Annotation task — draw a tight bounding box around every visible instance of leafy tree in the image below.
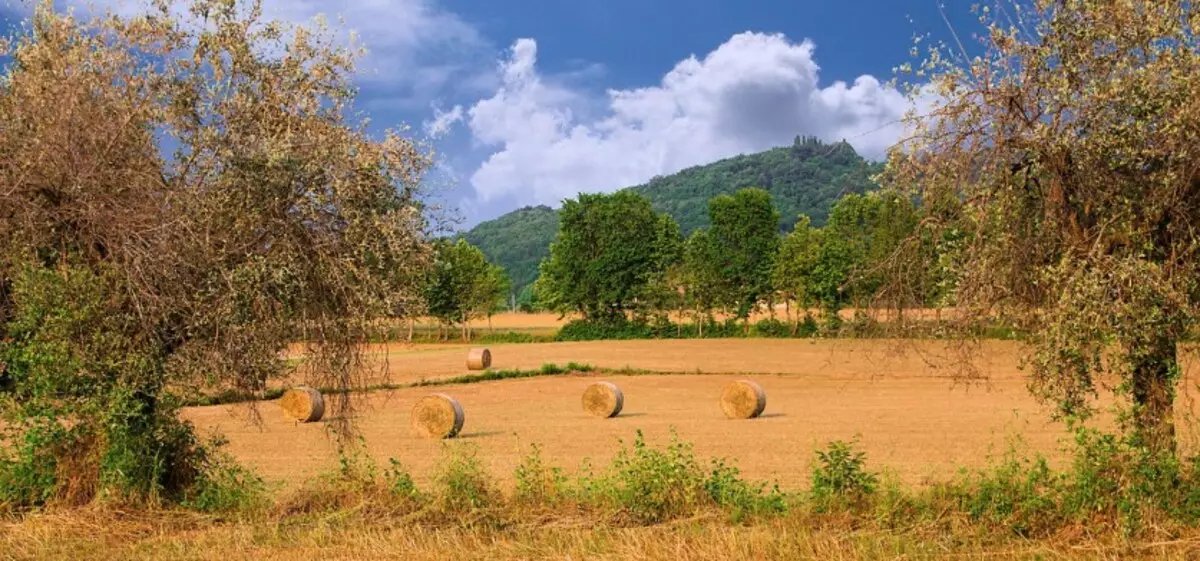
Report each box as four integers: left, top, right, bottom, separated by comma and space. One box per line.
773, 216, 824, 330
425, 240, 508, 341
706, 188, 781, 322
0, 1, 433, 506
536, 191, 664, 322
682, 230, 724, 336
638, 215, 685, 325
881, 0, 1200, 453
516, 283, 543, 313
823, 192, 920, 311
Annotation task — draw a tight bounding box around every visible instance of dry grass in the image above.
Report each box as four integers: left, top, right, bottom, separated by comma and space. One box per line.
5, 508, 1200, 560
307, 337, 1031, 388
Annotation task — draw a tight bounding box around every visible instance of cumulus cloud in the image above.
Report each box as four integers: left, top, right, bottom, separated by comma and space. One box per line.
461, 32, 930, 208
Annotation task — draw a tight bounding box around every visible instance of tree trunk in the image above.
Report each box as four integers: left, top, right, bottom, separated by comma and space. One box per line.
1131, 334, 1179, 454
406, 318, 414, 342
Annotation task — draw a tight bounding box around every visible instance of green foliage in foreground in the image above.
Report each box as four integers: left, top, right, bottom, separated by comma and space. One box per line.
19, 426, 1200, 542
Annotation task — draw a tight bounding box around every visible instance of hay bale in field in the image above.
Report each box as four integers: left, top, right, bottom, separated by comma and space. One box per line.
581, 381, 624, 418
280, 386, 325, 423
412, 393, 465, 439
466, 347, 492, 370
720, 380, 766, 419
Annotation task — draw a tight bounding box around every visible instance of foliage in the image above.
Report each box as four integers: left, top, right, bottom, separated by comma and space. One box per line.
704, 188, 782, 321
515, 283, 544, 313
424, 239, 509, 341
555, 319, 655, 341
536, 191, 666, 322
434, 443, 496, 511
513, 444, 568, 505
880, 0, 1200, 452
632, 136, 881, 234
810, 439, 879, 505
462, 205, 560, 298
0, 1, 432, 507
465, 137, 881, 297
587, 429, 787, 524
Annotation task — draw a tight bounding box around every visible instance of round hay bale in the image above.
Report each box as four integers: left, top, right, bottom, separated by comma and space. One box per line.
466, 347, 492, 370
412, 393, 465, 439
280, 386, 325, 423
581, 381, 624, 418
720, 380, 766, 419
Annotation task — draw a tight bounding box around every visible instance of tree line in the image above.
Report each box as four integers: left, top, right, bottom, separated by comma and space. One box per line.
525, 186, 943, 336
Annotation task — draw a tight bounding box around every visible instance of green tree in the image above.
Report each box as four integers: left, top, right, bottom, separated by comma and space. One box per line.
425, 240, 508, 341
682, 230, 724, 336
882, 0, 1200, 453
706, 188, 782, 323
0, 1, 432, 506
822, 192, 920, 313
516, 283, 543, 313
638, 215, 685, 325
773, 216, 824, 331
536, 191, 664, 323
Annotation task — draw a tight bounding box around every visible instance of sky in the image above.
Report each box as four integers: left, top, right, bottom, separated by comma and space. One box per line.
1, 0, 981, 230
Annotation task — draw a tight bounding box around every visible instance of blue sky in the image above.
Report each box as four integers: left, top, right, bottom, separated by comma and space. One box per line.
3, 0, 980, 230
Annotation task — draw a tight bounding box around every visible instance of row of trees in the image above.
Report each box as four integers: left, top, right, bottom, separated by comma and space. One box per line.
534, 186, 934, 335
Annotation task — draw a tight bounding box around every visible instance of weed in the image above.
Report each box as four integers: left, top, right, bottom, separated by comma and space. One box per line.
434, 443, 495, 511
811, 438, 879, 507
514, 444, 568, 505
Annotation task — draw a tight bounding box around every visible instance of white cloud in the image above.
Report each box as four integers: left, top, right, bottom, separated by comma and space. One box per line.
50, 0, 487, 100
461, 32, 932, 208
424, 103, 464, 137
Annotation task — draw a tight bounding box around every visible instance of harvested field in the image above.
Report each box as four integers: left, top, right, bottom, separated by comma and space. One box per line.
184, 339, 1200, 491
308, 338, 1029, 387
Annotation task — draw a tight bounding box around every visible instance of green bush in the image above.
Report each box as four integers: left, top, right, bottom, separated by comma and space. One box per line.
810, 439, 879, 505
584, 429, 789, 524
556, 319, 655, 341
181, 443, 269, 514
434, 443, 495, 511
386, 459, 421, 500
514, 444, 568, 505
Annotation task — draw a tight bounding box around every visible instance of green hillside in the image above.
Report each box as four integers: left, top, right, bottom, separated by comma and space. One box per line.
463, 136, 881, 296
461, 204, 560, 297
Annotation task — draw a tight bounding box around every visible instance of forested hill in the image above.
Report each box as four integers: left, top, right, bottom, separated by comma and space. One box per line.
630, 137, 882, 234
461, 204, 560, 297
462, 136, 881, 295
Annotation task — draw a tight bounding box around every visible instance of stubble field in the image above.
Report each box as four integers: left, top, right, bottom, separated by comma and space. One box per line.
184, 338, 1200, 490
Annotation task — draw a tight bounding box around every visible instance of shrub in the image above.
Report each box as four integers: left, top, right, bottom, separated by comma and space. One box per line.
180, 443, 269, 514
434, 443, 495, 511
514, 444, 568, 505
556, 319, 654, 341
604, 430, 708, 523
386, 459, 421, 500
811, 439, 879, 505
